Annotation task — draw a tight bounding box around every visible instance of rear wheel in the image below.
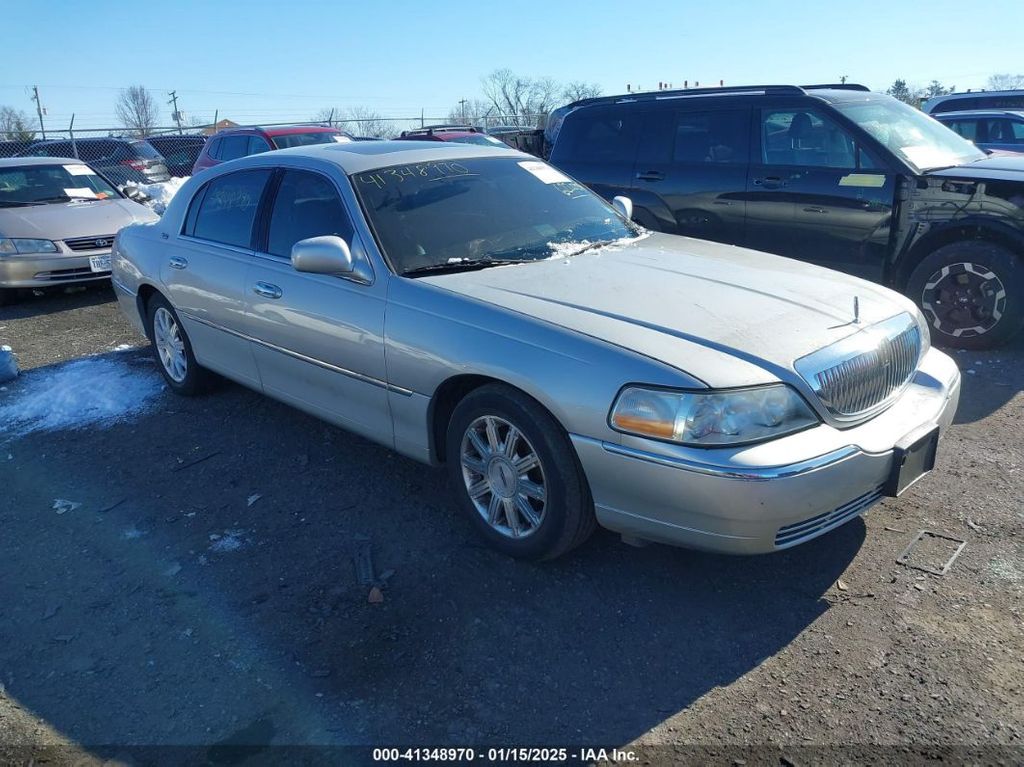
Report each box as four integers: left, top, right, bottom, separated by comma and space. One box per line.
145, 294, 212, 395
907, 240, 1024, 349
445, 384, 596, 560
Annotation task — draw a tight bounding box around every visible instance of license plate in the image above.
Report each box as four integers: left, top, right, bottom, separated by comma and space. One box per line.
89, 254, 111, 273
884, 424, 940, 497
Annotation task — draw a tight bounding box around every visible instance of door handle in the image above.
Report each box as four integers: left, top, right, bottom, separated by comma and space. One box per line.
753, 176, 787, 189
168, 256, 188, 270
635, 170, 665, 181
253, 282, 282, 299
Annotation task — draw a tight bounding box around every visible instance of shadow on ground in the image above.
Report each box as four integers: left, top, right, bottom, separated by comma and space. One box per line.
0, 353, 864, 752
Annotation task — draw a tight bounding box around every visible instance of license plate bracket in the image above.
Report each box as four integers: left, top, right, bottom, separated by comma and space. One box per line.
89, 254, 111, 273
884, 424, 940, 497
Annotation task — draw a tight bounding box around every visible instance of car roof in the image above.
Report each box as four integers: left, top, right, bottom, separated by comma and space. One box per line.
934, 109, 1024, 119
215, 125, 341, 138
226, 139, 527, 175
32, 136, 138, 144
0, 156, 91, 167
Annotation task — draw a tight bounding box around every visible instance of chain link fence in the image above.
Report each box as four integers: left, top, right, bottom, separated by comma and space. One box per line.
0, 114, 547, 187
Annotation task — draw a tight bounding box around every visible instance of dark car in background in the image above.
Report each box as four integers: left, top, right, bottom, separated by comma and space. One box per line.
191, 125, 353, 174
22, 137, 170, 186
923, 89, 1024, 115
397, 126, 509, 147
549, 84, 1024, 349
145, 134, 207, 177
934, 110, 1024, 155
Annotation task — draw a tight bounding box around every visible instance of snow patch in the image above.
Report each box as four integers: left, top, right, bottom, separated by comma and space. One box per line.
545, 230, 652, 261
127, 176, 189, 215
209, 530, 247, 553
0, 356, 162, 437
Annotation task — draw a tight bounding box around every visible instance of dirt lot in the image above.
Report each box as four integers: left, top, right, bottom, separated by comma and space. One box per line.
0, 284, 1021, 764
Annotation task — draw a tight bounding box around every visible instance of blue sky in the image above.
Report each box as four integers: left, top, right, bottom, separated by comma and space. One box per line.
3, 0, 1022, 130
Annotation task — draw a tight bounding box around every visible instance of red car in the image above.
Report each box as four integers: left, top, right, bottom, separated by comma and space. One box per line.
396, 125, 510, 148
191, 125, 353, 174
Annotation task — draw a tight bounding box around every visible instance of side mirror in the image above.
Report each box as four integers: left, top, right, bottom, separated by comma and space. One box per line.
120, 184, 149, 202
612, 195, 633, 221
291, 235, 354, 275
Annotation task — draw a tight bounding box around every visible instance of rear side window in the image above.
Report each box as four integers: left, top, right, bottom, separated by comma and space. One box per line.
555, 108, 642, 163
248, 136, 272, 155
266, 170, 353, 258
207, 138, 223, 160
132, 141, 162, 159
219, 135, 249, 161
673, 110, 750, 164
186, 169, 271, 249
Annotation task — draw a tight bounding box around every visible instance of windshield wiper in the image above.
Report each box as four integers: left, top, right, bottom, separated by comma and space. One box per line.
35, 194, 98, 203
402, 258, 524, 277
0, 199, 47, 207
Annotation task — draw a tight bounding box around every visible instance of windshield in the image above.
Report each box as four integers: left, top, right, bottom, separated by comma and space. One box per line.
0, 163, 120, 206
353, 157, 639, 275
446, 134, 508, 147
834, 98, 986, 172
271, 131, 344, 149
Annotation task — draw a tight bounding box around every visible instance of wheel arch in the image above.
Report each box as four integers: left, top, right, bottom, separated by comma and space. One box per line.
896, 220, 1024, 289
135, 282, 162, 335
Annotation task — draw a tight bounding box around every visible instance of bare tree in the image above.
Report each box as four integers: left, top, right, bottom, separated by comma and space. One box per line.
481, 69, 561, 127
562, 81, 602, 103
0, 106, 36, 141
115, 85, 159, 137
987, 73, 1024, 91
314, 106, 396, 138
447, 98, 494, 127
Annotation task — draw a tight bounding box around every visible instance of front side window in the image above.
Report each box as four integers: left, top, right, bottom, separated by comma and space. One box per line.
188, 169, 270, 248
834, 98, 986, 171
352, 156, 640, 275
267, 170, 353, 258
760, 109, 867, 169
674, 110, 750, 164
945, 119, 978, 141
0, 163, 120, 206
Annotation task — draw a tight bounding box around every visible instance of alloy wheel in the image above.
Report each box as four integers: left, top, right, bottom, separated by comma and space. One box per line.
153, 307, 188, 383
921, 261, 1006, 338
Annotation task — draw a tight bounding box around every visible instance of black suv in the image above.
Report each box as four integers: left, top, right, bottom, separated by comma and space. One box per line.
144, 134, 207, 177
22, 137, 170, 186
549, 84, 1024, 348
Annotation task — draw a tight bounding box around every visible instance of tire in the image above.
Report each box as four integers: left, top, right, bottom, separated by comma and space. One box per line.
145, 293, 212, 395
0, 288, 18, 307
906, 240, 1024, 350
445, 384, 596, 560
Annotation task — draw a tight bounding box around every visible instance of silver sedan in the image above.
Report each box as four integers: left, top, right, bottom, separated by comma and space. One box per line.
112, 142, 960, 559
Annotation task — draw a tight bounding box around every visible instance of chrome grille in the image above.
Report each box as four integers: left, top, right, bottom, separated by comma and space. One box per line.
64, 234, 115, 252
775, 485, 883, 548
796, 314, 922, 421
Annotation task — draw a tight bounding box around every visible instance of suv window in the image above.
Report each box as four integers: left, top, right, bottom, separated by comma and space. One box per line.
673, 110, 750, 164
266, 170, 353, 258
945, 118, 978, 141
188, 169, 270, 248
760, 109, 872, 169
557, 108, 642, 163
248, 136, 272, 155
207, 137, 222, 160
219, 135, 249, 162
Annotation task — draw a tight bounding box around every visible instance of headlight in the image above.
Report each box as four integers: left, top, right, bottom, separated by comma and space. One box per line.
0, 238, 58, 255
609, 384, 819, 447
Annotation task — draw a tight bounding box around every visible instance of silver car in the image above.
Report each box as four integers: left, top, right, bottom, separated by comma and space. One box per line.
112, 142, 961, 559
0, 157, 158, 304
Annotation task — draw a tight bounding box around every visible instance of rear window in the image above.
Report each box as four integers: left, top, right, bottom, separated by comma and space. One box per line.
219, 135, 249, 161
130, 141, 162, 159
270, 131, 340, 149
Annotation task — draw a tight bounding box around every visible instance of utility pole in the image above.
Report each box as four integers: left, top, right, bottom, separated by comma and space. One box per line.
459, 98, 467, 123
840, 75, 848, 84
168, 90, 183, 134
31, 85, 46, 139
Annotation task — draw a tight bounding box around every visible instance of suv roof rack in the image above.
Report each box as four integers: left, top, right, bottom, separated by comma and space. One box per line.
801, 83, 871, 91
400, 125, 480, 137
567, 82, 872, 109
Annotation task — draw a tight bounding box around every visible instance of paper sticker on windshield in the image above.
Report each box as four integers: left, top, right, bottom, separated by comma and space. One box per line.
839, 173, 886, 188
518, 161, 570, 184
63, 187, 97, 199
63, 164, 92, 176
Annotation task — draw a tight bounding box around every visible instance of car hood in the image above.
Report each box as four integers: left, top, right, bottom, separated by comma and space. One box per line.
925, 154, 1024, 181
0, 198, 157, 241
418, 233, 917, 388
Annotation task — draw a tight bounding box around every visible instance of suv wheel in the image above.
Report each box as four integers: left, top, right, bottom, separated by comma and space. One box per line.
445, 384, 596, 560
907, 240, 1024, 350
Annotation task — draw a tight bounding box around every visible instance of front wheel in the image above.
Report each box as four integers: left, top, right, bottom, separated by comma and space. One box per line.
907, 240, 1024, 350
445, 384, 596, 560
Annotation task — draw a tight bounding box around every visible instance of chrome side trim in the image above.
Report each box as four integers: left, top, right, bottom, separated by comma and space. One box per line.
590, 437, 866, 481
179, 311, 413, 396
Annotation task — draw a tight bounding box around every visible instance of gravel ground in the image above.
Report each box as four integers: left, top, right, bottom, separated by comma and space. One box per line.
0, 285, 1021, 764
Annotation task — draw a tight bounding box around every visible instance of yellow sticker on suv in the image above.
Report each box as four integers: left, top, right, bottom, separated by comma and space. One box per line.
839, 173, 886, 188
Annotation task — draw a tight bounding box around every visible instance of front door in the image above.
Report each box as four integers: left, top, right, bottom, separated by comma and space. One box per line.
745, 107, 896, 280
243, 168, 391, 444
161, 168, 271, 387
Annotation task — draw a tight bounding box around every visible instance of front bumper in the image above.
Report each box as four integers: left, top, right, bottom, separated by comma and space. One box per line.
572, 347, 961, 554
0, 251, 111, 289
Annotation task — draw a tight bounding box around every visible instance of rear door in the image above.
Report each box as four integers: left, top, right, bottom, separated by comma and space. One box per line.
629, 106, 750, 240
745, 105, 896, 279
243, 168, 390, 442
161, 168, 271, 387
